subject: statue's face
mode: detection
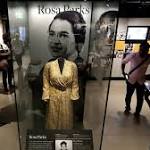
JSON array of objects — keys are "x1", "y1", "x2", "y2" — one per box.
[
  {"x1": 48, "y1": 19, "x2": 76, "y2": 58},
  {"x1": 95, "y1": 16, "x2": 116, "y2": 48}
]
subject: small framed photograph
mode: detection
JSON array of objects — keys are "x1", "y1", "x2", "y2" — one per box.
[{"x1": 55, "y1": 140, "x2": 73, "y2": 150}]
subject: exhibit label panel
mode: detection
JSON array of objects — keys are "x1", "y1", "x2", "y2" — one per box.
[{"x1": 26, "y1": 129, "x2": 93, "y2": 150}]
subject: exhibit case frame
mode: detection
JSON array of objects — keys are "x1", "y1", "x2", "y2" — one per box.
[{"x1": 6, "y1": 0, "x2": 119, "y2": 149}]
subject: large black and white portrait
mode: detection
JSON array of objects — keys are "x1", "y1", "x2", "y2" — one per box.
[{"x1": 28, "y1": 2, "x2": 92, "y2": 64}]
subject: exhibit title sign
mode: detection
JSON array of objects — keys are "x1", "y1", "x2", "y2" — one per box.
[{"x1": 38, "y1": 4, "x2": 90, "y2": 15}]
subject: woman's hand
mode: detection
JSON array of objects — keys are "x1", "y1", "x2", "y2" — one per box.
[{"x1": 0, "y1": 59, "x2": 8, "y2": 69}]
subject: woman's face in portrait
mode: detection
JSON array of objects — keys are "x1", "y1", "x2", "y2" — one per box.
[
  {"x1": 48, "y1": 18, "x2": 76, "y2": 58},
  {"x1": 61, "y1": 144, "x2": 67, "y2": 150}
]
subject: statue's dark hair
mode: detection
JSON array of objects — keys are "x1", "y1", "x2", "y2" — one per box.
[{"x1": 97, "y1": 11, "x2": 118, "y2": 25}]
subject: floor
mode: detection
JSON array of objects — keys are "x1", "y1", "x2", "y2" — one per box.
[
  {"x1": 0, "y1": 54, "x2": 30, "y2": 150},
  {"x1": 0, "y1": 82, "x2": 20, "y2": 150},
  {"x1": 84, "y1": 80, "x2": 150, "y2": 150},
  {"x1": 102, "y1": 80, "x2": 150, "y2": 150}
]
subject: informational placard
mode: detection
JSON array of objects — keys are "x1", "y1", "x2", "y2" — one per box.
[{"x1": 26, "y1": 129, "x2": 93, "y2": 150}]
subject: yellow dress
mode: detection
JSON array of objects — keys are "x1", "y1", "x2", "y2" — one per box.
[{"x1": 42, "y1": 59, "x2": 79, "y2": 129}]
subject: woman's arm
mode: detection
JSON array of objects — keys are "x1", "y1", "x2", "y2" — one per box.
[
  {"x1": 42, "y1": 63, "x2": 50, "y2": 102},
  {"x1": 70, "y1": 63, "x2": 79, "y2": 100}
]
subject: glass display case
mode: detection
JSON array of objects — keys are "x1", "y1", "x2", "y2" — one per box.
[{"x1": 3, "y1": 0, "x2": 119, "y2": 149}]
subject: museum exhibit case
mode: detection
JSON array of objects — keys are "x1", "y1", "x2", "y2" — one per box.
[{"x1": 5, "y1": 0, "x2": 119, "y2": 149}]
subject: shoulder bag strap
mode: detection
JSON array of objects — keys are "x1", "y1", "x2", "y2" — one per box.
[{"x1": 128, "y1": 56, "x2": 149, "y2": 75}]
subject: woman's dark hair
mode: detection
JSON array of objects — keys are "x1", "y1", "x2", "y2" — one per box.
[
  {"x1": 60, "y1": 141, "x2": 67, "y2": 146},
  {"x1": 140, "y1": 40, "x2": 150, "y2": 51},
  {"x1": 2, "y1": 32, "x2": 11, "y2": 49},
  {"x1": 139, "y1": 40, "x2": 150, "y2": 57},
  {"x1": 49, "y1": 11, "x2": 86, "y2": 44}
]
